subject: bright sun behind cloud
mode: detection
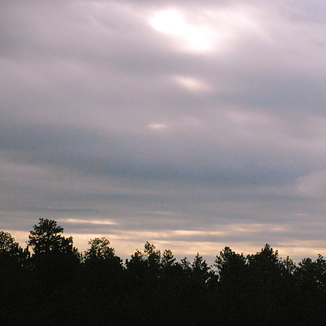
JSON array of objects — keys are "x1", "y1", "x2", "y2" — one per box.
[
  {"x1": 148, "y1": 7, "x2": 267, "y2": 54},
  {"x1": 149, "y1": 10, "x2": 216, "y2": 52}
]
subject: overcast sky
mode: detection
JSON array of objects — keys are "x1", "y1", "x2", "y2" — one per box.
[{"x1": 2, "y1": 0, "x2": 326, "y2": 262}]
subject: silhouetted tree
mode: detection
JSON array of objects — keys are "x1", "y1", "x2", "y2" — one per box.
[
  {"x1": 28, "y1": 218, "x2": 79, "y2": 294},
  {"x1": 125, "y1": 248, "x2": 147, "y2": 280},
  {"x1": 0, "y1": 232, "x2": 31, "y2": 324},
  {"x1": 293, "y1": 255, "x2": 326, "y2": 325},
  {"x1": 191, "y1": 253, "x2": 210, "y2": 283},
  {"x1": 3, "y1": 219, "x2": 326, "y2": 325},
  {"x1": 74, "y1": 237, "x2": 125, "y2": 325},
  {"x1": 28, "y1": 219, "x2": 73, "y2": 255},
  {"x1": 214, "y1": 247, "x2": 249, "y2": 324},
  {"x1": 180, "y1": 256, "x2": 192, "y2": 275},
  {"x1": 25, "y1": 219, "x2": 80, "y2": 323},
  {"x1": 0, "y1": 231, "x2": 18, "y2": 251},
  {"x1": 246, "y1": 244, "x2": 292, "y2": 325},
  {"x1": 0, "y1": 231, "x2": 26, "y2": 266},
  {"x1": 161, "y1": 249, "x2": 176, "y2": 268},
  {"x1": 84, "y1": 237, "x2": 121, "y2": 263}
]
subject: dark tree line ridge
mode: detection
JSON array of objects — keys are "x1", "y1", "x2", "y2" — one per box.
[{"x1": 1, "y1": 218, "x2": 326, "y2": 325}]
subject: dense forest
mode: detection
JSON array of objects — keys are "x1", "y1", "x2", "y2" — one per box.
[{"x1": 1, "y1": 219, "x2": 326, "y2": 325}]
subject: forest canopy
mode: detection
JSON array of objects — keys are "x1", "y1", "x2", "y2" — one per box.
[{"x1": 1, "y1": 218, "x2": 326, "y2": 325}]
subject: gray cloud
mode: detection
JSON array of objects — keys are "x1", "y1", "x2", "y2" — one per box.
[{"x1": 2, "y1": 0, "x2": 326, "y2": 262}]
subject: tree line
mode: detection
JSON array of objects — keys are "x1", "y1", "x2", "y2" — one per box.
[{"x1": 1, "y1": 218, "x2": 326, "y2": 325}]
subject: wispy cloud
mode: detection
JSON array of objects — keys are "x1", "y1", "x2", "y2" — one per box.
[{"x1": 58, "y1": 218, "x2": 118, "y2": 226}]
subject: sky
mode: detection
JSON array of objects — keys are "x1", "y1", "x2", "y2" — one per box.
[{"x1": 2, "y1": 0, "x2": 326, "y2": 263}]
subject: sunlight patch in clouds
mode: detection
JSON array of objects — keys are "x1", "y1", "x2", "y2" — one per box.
[
  {"x1": 174, "y1": 75, "x2": 211, "y2": 92},
  {"x1": 148, "y1": 123, "x2": 168, "y2": 130},
  {"x1": 149, "y1": 9, "x2": 216, "y2": 53},
  {"x1": 148, "y1": 6, "x2": 267, "y2": 54}
]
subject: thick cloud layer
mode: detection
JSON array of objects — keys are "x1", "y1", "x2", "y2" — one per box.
[{"x1": 2, "y1": 0, "x2": 326, "y2": 261}]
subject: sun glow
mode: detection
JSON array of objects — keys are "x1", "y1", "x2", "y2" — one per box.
[
  {"x1": 149, "y1": 10, "x2": 216, "y2": 52},
  {"x1": 148, "y1": 6, "x2": 268, "y2": 54}
]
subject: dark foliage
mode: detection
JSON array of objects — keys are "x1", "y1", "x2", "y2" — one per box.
[{"x1": 1, "y1": 219, "x2": 326, "y2": 325}]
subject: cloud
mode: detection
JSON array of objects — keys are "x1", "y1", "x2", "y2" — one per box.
[
  {"x1": 174, "y1": 75, "x2": 211, "y2": 92},
  {"x1": 296, "y1": 170, "x2": 326, "y2": 199},
  {"x1": 148, "y1": 123, "x2": 169, "y2": 130},
  {"x1": 58, "y1": 218, "x2": 118, "y2": 226},
  {"x1": 2, "y1": 0, "x2": 326, "y2": 262},
  {"x1": 149, "y1": 9, "x2": 216, "y2": 53}
]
